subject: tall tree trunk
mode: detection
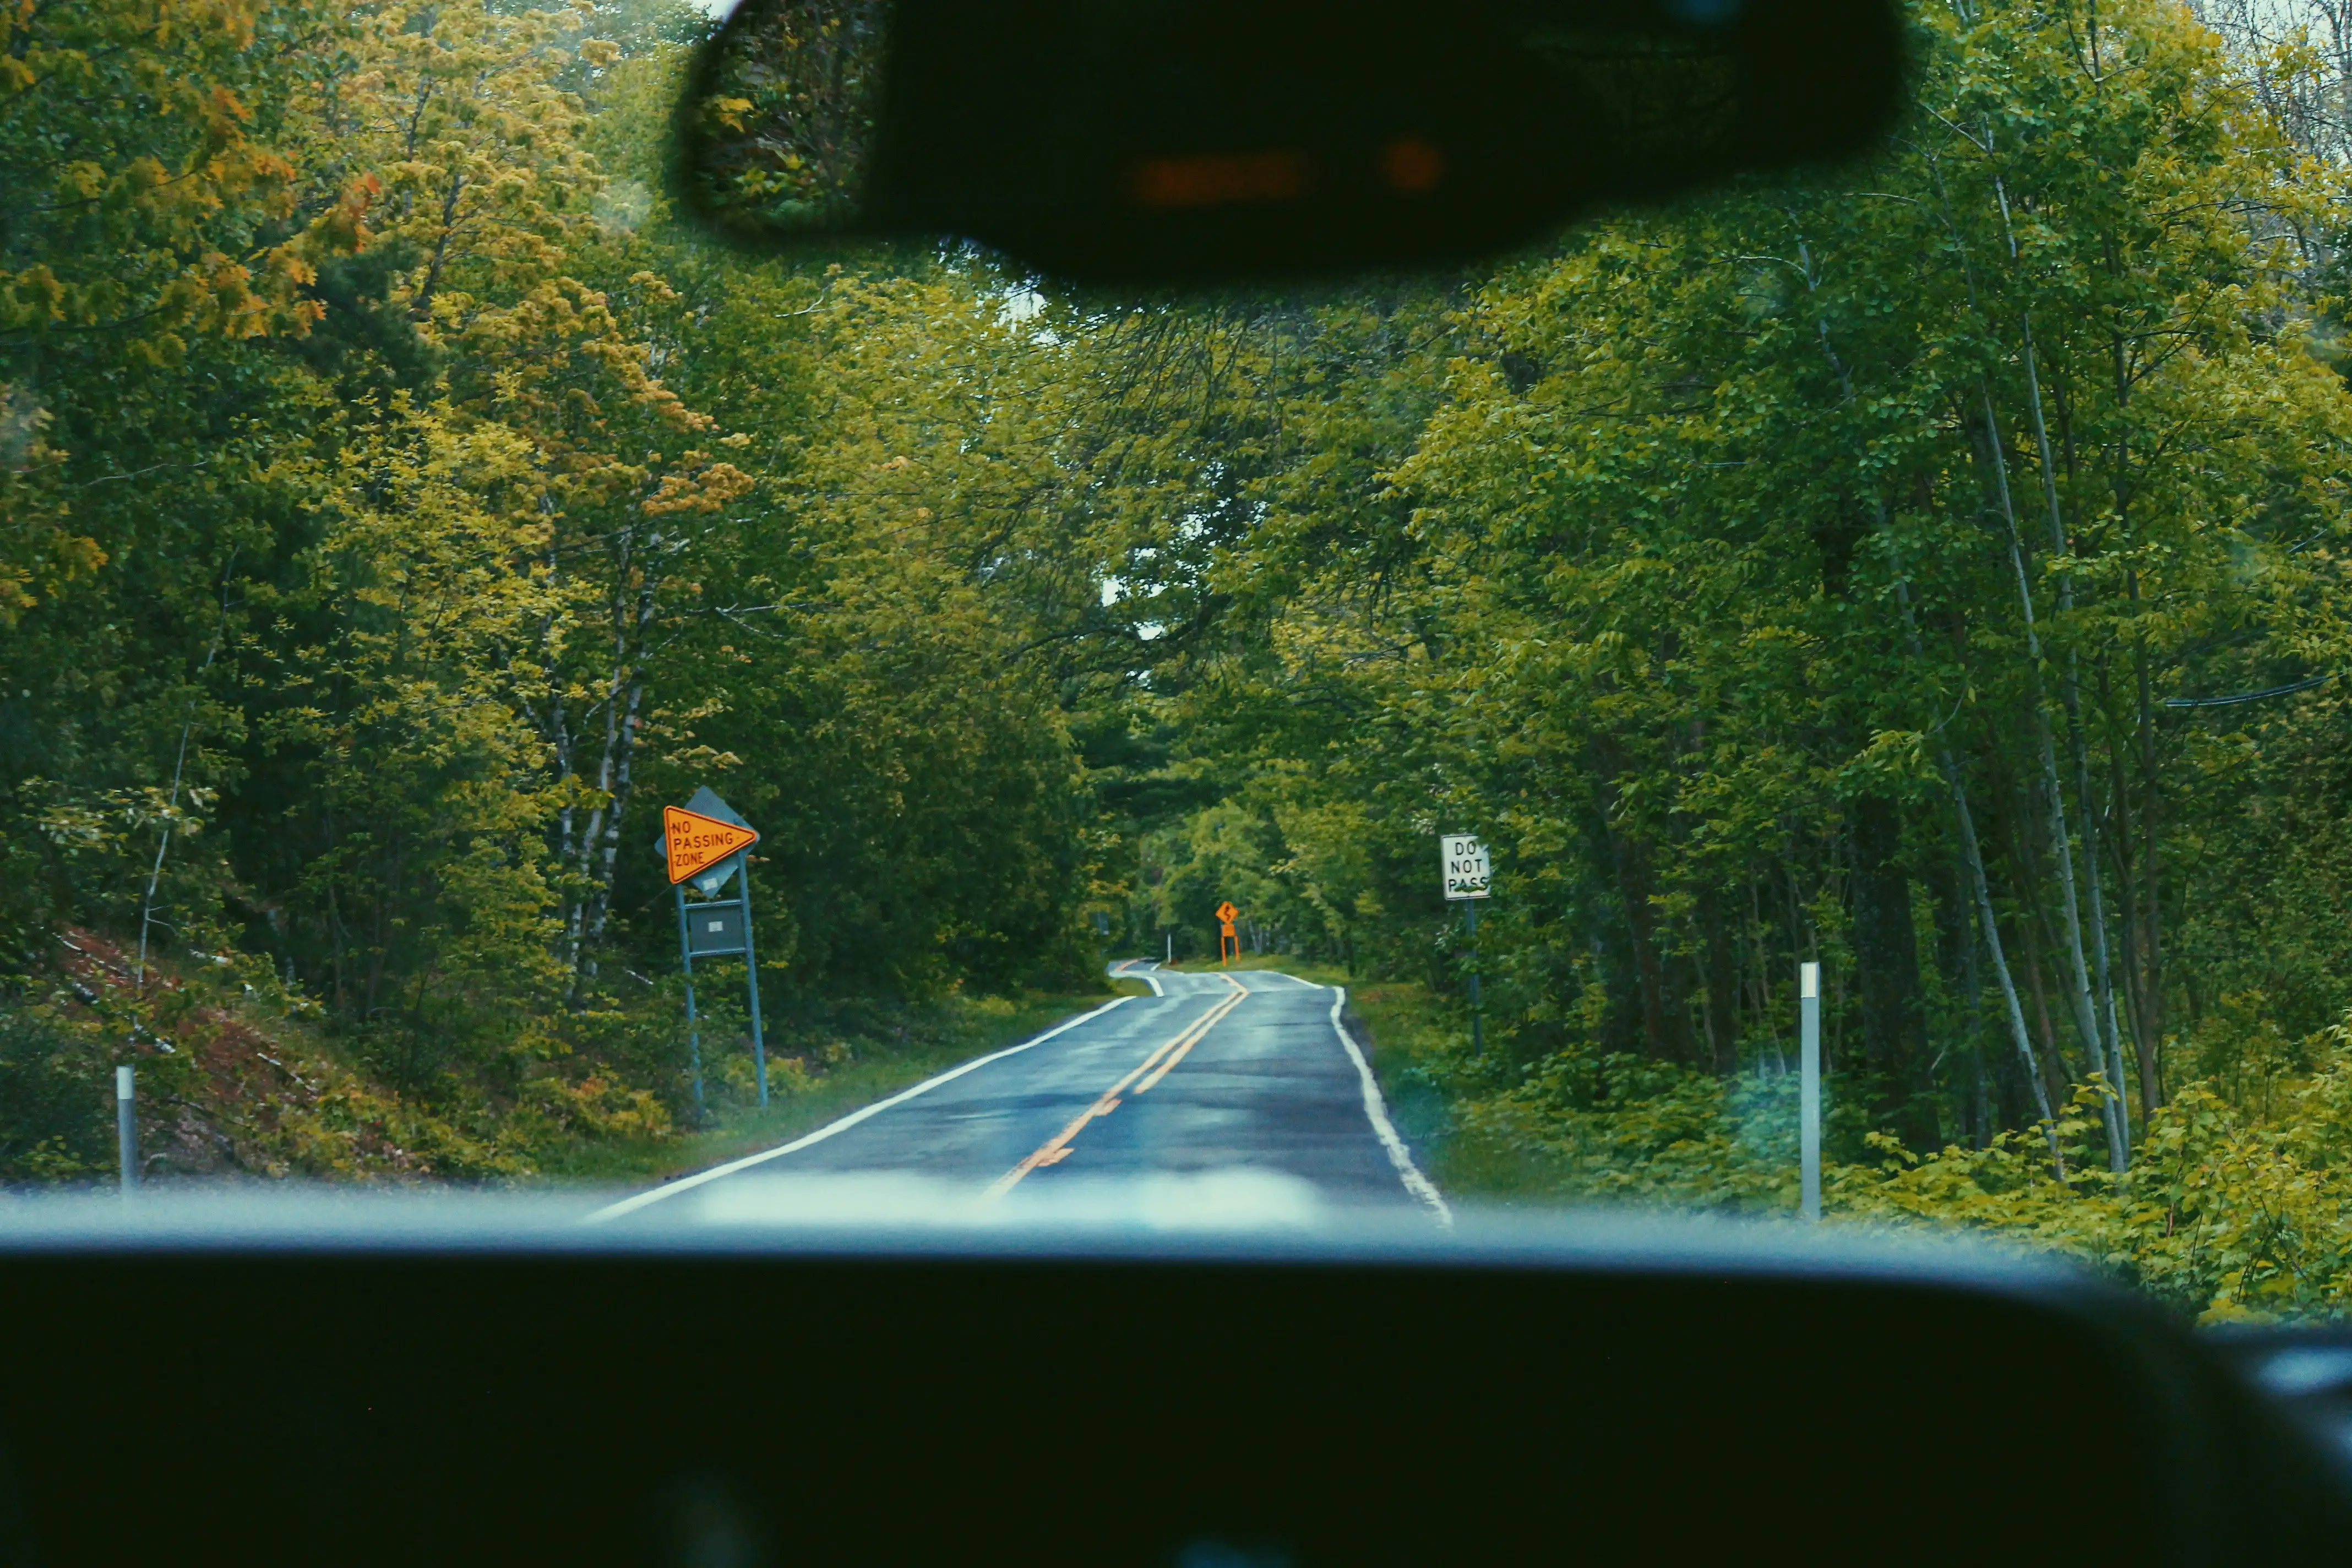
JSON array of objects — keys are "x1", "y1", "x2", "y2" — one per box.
[
  {"x1": 555, "y1": 519, "x2": 664, "y2": 1003},
  {"x1": 1701, "y1": 891, "x2": 1740, "y2": 1075},
  {"x1": 2018, "y1": 927, "x2": 2075, "y2": 1116},
  {"x1": 136, "y1": 569, "x2": 233, "y2": 990},
  {"x1": 1611, "y1": 825, "x2": 1676, "y2": 1062},
  {"x1": 1964, "y1": 883, "x2": 1989, "y2": 1149},
  {"x1": 2010, "y1": 273, "x2": 2130, "y2": 1169},
  {"x1": 2106, "y1": 731, "x2": 2153, "y2": 1096},
  {"x1": 1849, "y1": 792, "x2": 1936, "y2": 1151},
  {"x1": 1927, "y1": 844, "x2": 1983, "y2": 1149},
  {"x1": 1747, "y1": 878, "x2": 1787, "y2": 1073},
  {"x1": 2131, "y1": 586, "x2": 2166, "y2": 1114},
  {"x1": 2068, "y1": 682, "x2": 2130, "y2": 1157},
  {"x1": 2106, "y1": 188, "x2": 2167, "y2": 1122}
]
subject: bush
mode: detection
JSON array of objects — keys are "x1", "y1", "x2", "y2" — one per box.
[{"x1": 0, "y1": 1003, "x2": 114, "y2": 1182}]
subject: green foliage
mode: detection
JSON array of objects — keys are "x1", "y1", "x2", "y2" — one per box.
[
  {"x1": 0, "y1": 1005, "x2": 114, "y2": 1179},
  {"x1": 1077, "y1": 0, "x2": 2352, "y2": 1319},
  {"x1": 0, "y1": 0, "x2": 1123, "y2": 1174},
  {"x1": 1355, "y1": 973, "x2": 2352, "y2": 1322},
  {"x1": 1131, "y1": 0, "x2": 2352, "y2": 1185}
]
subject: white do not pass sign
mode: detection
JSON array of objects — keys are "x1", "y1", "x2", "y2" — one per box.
[{"x1": 1441, "y1": 834, "x2": 1491, "y2": 901}]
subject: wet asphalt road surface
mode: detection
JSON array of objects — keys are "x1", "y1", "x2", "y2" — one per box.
[{"x1": 614, "y1": 963, "x2": 1433, "y2": 1212}]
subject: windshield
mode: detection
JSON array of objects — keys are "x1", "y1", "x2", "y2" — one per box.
[{"x1": 7, "y1": 0, "x2": 2352, "y2": 1325}]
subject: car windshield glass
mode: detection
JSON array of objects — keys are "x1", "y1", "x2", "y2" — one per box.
[{"x1": 9, "y1": 0, "x2": 2352, "y2": 1322}]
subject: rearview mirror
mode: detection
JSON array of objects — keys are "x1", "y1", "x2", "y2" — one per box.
[{"x1": 676, "y1": 0, "x2": 1906, "y2": 281}]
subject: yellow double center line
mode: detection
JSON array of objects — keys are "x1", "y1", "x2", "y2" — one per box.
[{"x1": 981, "y1": 974, "x2": 1247, "y2": 1200}]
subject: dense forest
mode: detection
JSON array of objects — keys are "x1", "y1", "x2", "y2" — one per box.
[{"x1": 11, "y1": 0, "x2": 2352, "y2": 1315}]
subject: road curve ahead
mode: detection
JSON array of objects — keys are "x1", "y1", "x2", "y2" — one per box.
[{"x1": 594, "y1": 964, "x2": 1448, "y2": 1223}]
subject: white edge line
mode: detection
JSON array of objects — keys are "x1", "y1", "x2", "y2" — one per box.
[
  {"x1": 1112, "y1": 959, "x2": 1165, "y2": 997},
  {"x1": 584, "y1": 995, "x2": 1137, "y2": 1223},
  {"x1": 1329, "y1": 986, "x2": 1453, "y2": 1227}
]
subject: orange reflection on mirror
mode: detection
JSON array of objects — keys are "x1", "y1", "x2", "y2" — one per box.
[
  {"x1": 1129, "y1": 150, "x2": 1309, "y2": 208},
  {"x1": 1380, "y1": 137, "x2": 1445, "y2": 193}
]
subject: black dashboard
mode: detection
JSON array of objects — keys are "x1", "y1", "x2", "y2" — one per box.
[{"x1": 0, "y1": 1196, "x2": 2344, "y2": 1565}]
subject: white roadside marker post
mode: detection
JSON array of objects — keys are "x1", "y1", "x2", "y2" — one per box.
[
  {"x1": 1800, "y1": 962, "x2": 1821, "y2": 1223},
  {"x1": 116, "y1": 1065, "x2": 137, "y2": 1195}
]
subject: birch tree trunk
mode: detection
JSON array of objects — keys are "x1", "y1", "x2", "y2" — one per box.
[
  {"x1": 1985, "y1": 155, "x2": 2126, "y2": 1169},
  {"x1": 2013, "y1": 309, "x2": 2131, "y2": 1169},
  {"x1": 562, "y1": 521, "x2": 662, "y2": 1000},
  {"x1": 1931, "y1": 110, "x2": 2128, "y2": 1167},
  {"x1": 585, "y1": 542, "x2": 662, "y2": 955},
  {"x1": 530, "y1": 510, "x2": 667, "y2": 1006}
]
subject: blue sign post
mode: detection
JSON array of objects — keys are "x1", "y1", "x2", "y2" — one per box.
[{"x1": 675, "y1": 881, "x2": 707, "y2": 1117}]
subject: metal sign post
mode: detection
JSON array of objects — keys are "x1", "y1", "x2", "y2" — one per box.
[
  {"x1": 738, "y1": 858, "x2": 769, "y2": 1107},
  {"x1": 663, "y1": 788, "x2": 769, "y2": 1111},
  {"x1": 116, "y1": 1066, "x2": 136, "y2": 1195},
  {"x1": 1441, "y1": 834, "x2": 1491, "y2": 1057},
  {"x1": 674, "y1": 884, "x2": 706, "y2": 1118},
  {"x1": 1800, "y1": 961, "x2": 1821, "y2": 1222}
]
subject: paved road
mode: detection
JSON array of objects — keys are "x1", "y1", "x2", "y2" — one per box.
[{"x1": 596, "y1": 963, "x2": 1447, "y2": 1221}]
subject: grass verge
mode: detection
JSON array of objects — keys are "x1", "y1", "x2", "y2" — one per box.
[{"x1": 1288, "y1": 968, "x2": 1562, "y2": 1205}]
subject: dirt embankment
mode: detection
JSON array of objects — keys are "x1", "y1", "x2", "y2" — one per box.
[{"x1": 28, "y1": 929, "x2": 434, "y2": 1182}]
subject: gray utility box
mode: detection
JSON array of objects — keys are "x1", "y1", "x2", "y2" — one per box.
[{"x1": 684, "y1": 899, "x2": 747, "y2": 957}]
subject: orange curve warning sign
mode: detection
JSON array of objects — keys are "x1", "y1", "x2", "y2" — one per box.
[
  {"x1": 664, "y1": 805, "x2": 759, "y2": 885},
  {"x1": 1215, "y1": 900, "x2": 1238, "y2": 927}
]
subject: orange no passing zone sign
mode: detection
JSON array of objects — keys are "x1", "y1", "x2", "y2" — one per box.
[{"x1": 665, "y1": 805, "x2": 759, "y2": 885}]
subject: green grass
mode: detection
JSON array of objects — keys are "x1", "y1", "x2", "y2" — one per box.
[
  {"x1": 529, "y1": 986, "x2": 1128, "y2": 1190},
  {"x1": 1309, "y1": 971, "x2": 1562, "y2": 1204}
]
